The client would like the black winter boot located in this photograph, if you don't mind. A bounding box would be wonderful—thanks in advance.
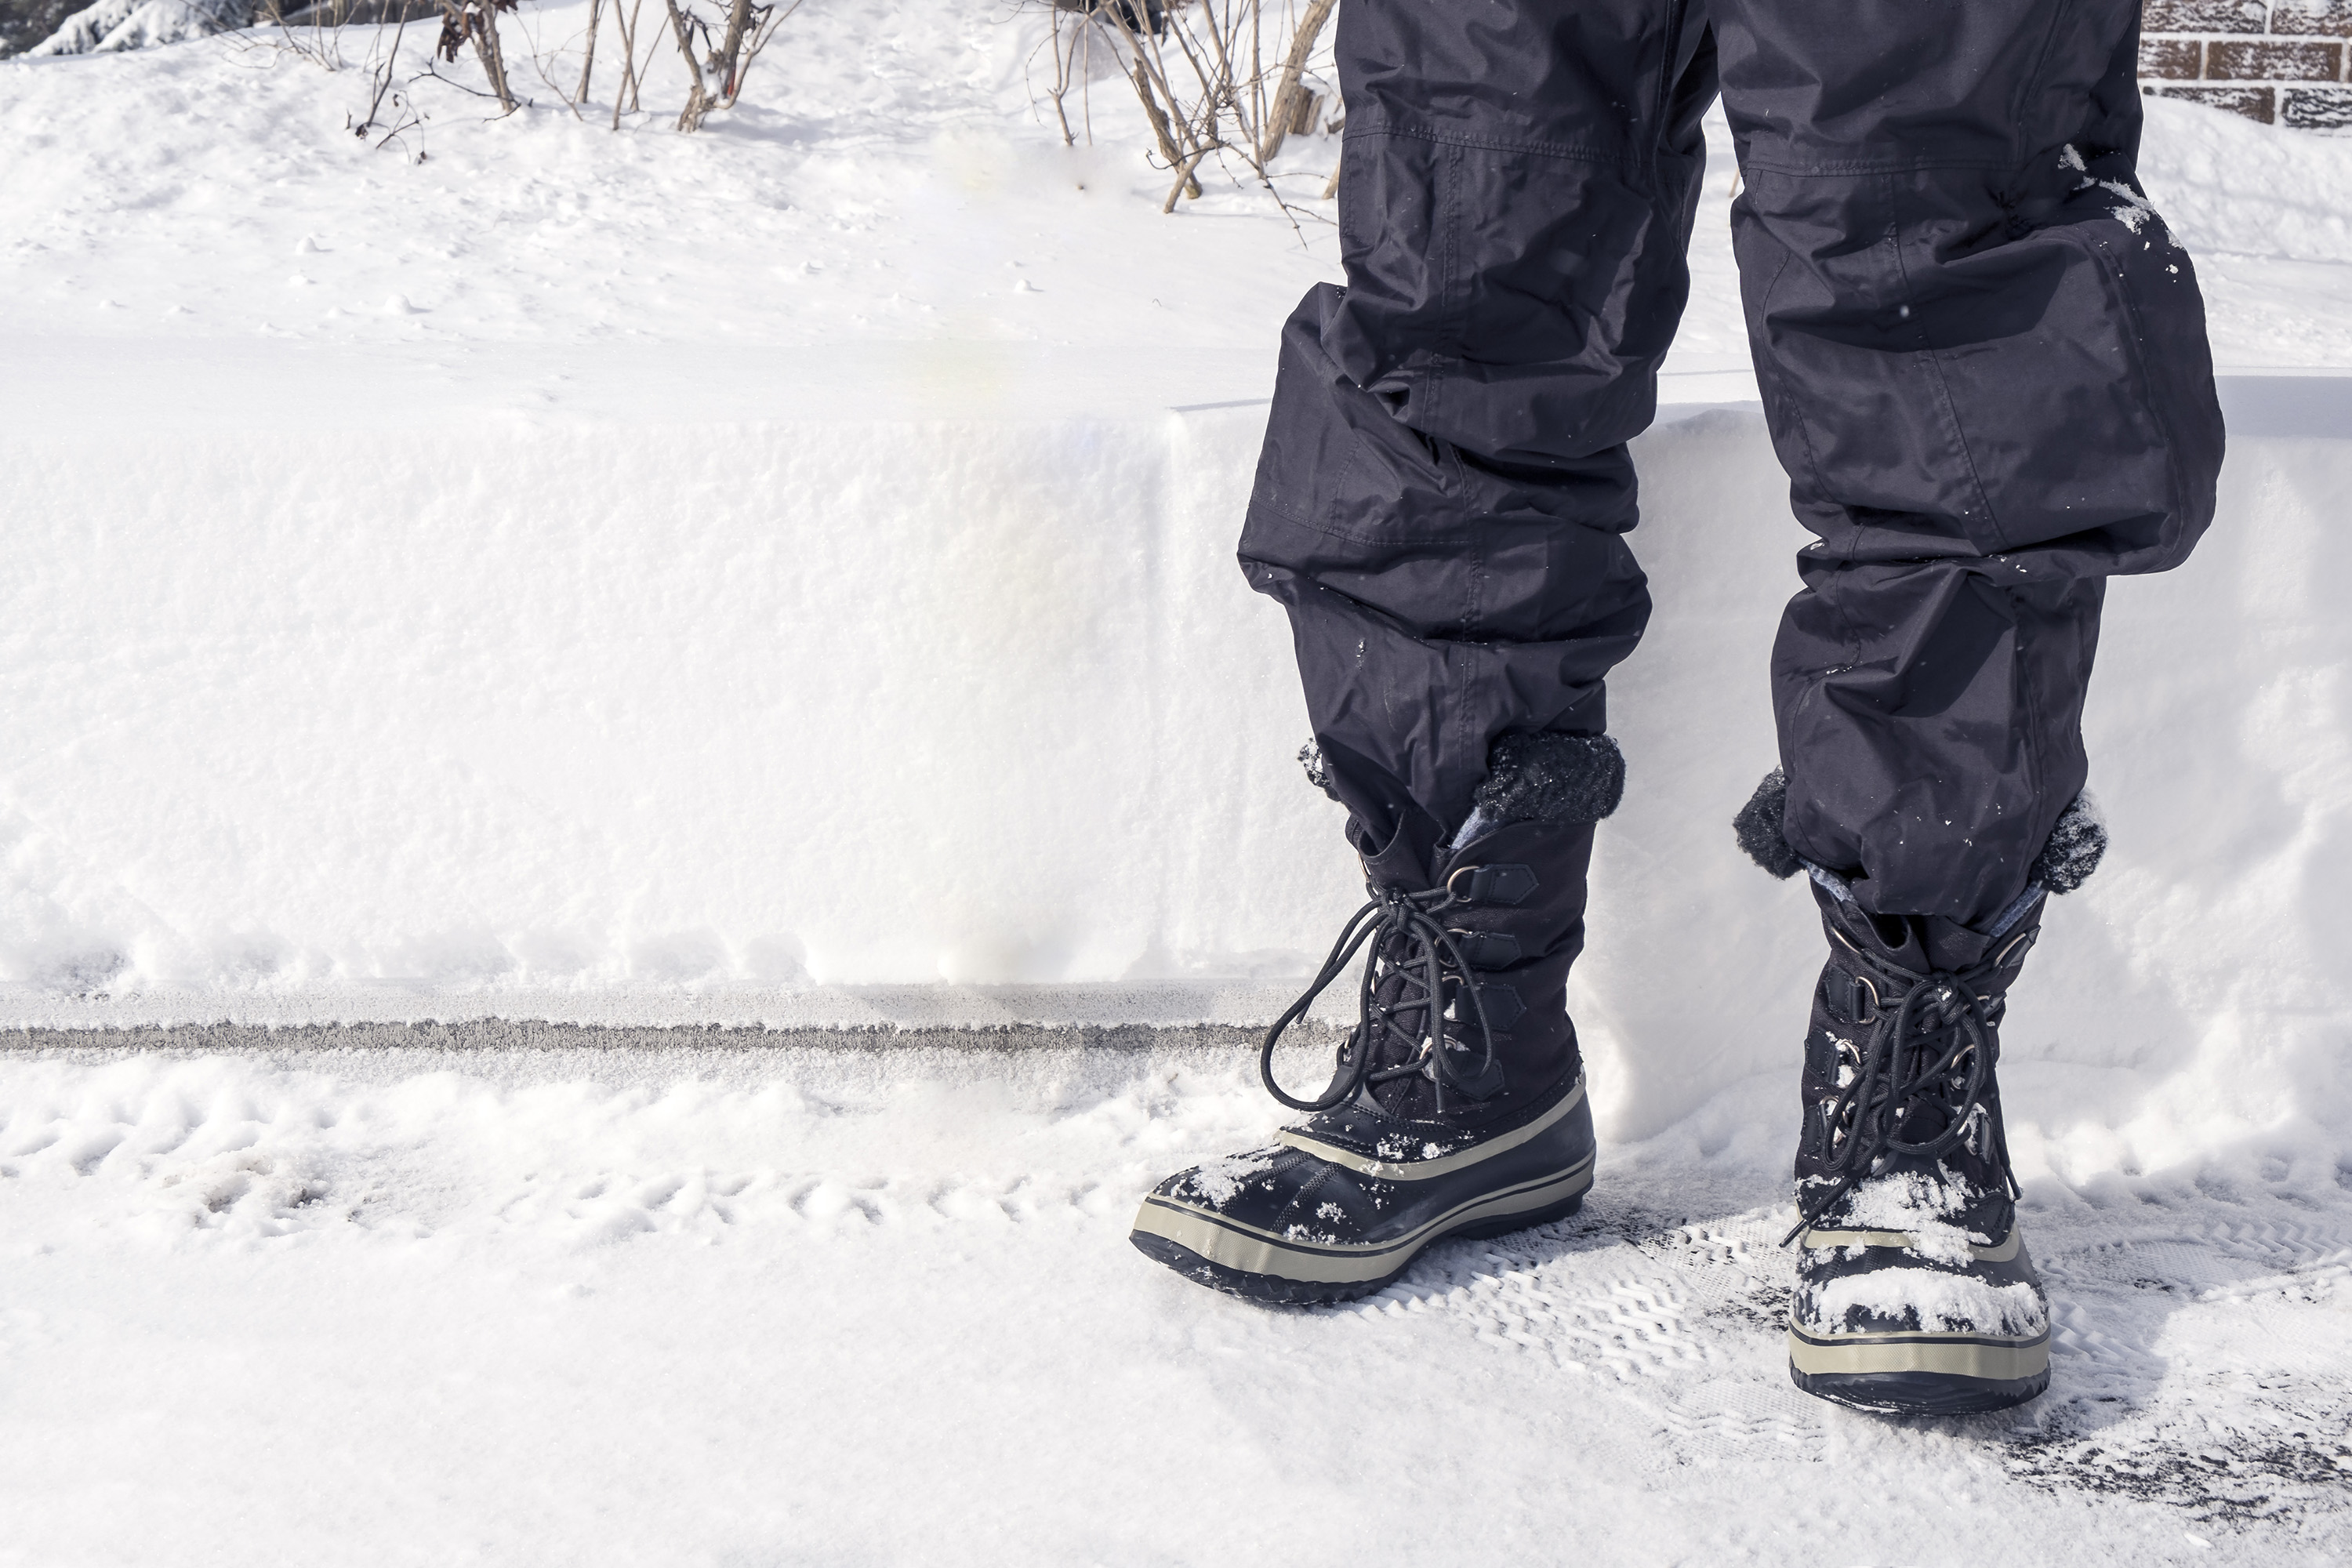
[1131,817,1599,1305]
[1784,886,2051,1415]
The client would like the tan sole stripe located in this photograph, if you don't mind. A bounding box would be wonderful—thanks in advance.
[1275,1075,1587,1182]
[1132,1160,1595,1286]
[1788,1328,2050,1381]
[1799,1225,2021,1264]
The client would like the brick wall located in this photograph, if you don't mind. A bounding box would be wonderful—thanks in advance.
[2142,0,2352,127]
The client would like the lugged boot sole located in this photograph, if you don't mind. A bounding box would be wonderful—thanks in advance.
[1791,1365,2051,1416]
[1130,1178,1590,1308]
[1788,1325,2052,1415]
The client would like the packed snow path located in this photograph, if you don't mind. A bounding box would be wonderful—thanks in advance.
[3,1042,2348,1564]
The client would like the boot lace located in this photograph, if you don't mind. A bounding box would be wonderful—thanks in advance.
[1258,883,1497,1116]
[1780,944,2017,1247]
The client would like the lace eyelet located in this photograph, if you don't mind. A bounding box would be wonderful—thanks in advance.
[1850,975,1880,1024]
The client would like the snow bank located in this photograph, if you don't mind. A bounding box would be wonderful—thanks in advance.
[5,361,2350,1180]
[3,9,2351,1181]
[0,349,1325,993]
[2140,97,2352,268]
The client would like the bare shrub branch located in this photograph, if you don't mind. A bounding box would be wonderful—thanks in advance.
[436,0,517,111]
[1036,0,1341,223]
[1258,0,1332,165]
[574,0,601,103]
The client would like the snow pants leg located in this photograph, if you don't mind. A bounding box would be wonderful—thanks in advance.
[1239,0,2226,927]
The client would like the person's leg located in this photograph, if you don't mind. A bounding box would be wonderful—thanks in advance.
[1711,0,2225,1413]
[1240,0,1718,882]
[1131,0,1718,1304]
[1718,0,2222,924]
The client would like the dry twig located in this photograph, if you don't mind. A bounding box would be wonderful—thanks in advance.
[1041,0,1341,223]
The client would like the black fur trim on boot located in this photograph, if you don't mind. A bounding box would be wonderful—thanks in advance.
[2027,794,2107,893]
[1472,733,1624,827]
[1733,768,1802,879]
[1299,739,1338,800]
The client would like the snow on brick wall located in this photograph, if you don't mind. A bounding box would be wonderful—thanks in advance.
[2142,0,2352,128]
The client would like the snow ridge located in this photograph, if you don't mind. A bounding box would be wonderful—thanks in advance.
[27,0,247,55]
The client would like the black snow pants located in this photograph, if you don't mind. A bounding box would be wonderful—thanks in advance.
[1240,0,2226,929]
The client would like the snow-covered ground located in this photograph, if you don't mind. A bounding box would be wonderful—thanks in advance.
[5,5,2352,1559]
[5,1044,2350,1563]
